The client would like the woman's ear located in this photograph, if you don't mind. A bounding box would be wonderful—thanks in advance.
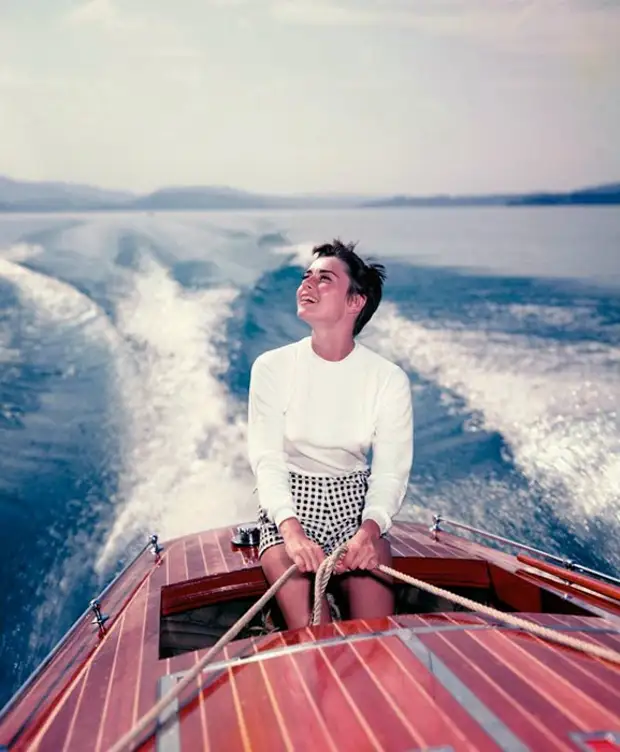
[348,293,366,314]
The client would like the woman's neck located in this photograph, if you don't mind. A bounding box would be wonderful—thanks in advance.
[310,329,356,362]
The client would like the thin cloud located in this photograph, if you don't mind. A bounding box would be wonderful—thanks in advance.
[63,0,202,64]
[64,0,139,31]
[270,0,620,59]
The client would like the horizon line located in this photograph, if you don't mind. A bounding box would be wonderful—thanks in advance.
[1,173,619,200]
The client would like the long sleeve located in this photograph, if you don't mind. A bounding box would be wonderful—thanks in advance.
[247,354,297,528]
[361,366,414,534]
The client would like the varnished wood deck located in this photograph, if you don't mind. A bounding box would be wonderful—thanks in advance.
[1,521,619,751]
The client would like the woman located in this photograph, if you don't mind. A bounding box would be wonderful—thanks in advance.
[247,239,413,629]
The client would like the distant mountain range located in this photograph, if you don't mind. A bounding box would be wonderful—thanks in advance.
[362,182,620,208]
[0,175,618,212]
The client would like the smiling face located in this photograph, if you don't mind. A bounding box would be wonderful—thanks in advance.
[296,256,366,332]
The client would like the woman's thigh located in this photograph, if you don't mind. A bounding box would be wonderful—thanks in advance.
[337,537,394,620]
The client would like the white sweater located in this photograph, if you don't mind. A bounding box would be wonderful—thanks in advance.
[247,336,414,534]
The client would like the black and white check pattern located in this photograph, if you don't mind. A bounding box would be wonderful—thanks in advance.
[258,470,371,557]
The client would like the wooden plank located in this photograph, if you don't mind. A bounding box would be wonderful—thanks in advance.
[518,554,620,602]
[224,642,295,750]
[64,623,123,751]
[0,549,155,749]
[418,629,578,751]
[391,528,469,559]
[200,529,231,576]
[331,623,438,750]
[388,529,431,557]
[174,651,212,752]
[316,640,416,750]
[203,666,251,750]
[248,633,339,752]
[286,644,382,750]
[95,586,151,752]
[171,643,252,752]
[167,538,190,586]
[375,632,505,751]
[214,527,250,574]
[391,556,491,589]
[499,627,620,714]
[160,568,266,616]
[185,533,209,581]
[0,624,94,750]
[468,627,620,729]
[489,564,543,611]
[132,556,169,735]
[26,671,88,752]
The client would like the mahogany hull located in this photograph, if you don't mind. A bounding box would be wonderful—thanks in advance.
[1,521,618,751]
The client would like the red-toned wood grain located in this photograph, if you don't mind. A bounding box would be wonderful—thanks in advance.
[161,568,268,616]
[63,625,123,752]
[198,662,249,751]
[288,644,382,750]
[184,532,209,581]
[464,626,619,729]
[6,521,620,752]
[418,629,580,751]
[0,549,156,751]
[518,569,620,618]
[518,554,620,602]
[321,639,418,750]
[95,586,150,752]
[250,633,340,752]
[199,528,232,576]
[27,671,88,752]
[392,556,490,588]
[375,631,505,751]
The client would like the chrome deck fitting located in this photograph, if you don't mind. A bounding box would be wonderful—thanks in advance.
[90,599,109,630]
[430,514,620,587]
[150,533,163,556]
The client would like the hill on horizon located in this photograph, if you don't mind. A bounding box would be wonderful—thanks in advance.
[0,175,619,212]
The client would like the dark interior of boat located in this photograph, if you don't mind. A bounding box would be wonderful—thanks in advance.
[159,555,592,659]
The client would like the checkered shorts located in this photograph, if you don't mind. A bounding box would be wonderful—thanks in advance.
[258,469,371,558]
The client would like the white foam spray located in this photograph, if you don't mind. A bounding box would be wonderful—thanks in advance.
[95,256,255,573]
[364,303,620,528]
[271,242,316,268]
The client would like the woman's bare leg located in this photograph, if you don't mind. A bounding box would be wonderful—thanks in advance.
[260,544,330,630]
[339,538,395,620]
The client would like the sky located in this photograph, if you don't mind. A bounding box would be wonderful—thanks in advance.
[0,0,619,195]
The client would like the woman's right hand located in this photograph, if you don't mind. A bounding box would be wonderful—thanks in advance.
[280,519,325,572]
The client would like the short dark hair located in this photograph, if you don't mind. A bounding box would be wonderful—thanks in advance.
[311,239,386,336]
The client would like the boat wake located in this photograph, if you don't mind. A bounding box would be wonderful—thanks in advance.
[1,211,619,709]
[365,302,620,570]
[96,255,256,574]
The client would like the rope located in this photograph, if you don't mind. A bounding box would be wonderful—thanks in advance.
[311,543,348,625]
[377,564,620,666]
[106,563,298,752]
[107,548,620,751]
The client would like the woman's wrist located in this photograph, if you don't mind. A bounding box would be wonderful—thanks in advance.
[359,519,382,540]
[279,517,304,540]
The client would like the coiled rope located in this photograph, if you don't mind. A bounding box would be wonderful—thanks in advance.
[107,546,620,752]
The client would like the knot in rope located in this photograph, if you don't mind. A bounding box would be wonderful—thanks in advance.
[311,543,348,625]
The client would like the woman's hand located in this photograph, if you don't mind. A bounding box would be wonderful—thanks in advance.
[336,520,382,574]
[280,519,325,573]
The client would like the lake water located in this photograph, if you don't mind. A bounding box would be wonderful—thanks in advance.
[0,206,618,707]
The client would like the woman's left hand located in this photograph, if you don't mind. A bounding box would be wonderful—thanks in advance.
[335,521,382,573]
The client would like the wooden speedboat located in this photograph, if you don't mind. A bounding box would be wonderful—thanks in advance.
[1,515,619,751]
